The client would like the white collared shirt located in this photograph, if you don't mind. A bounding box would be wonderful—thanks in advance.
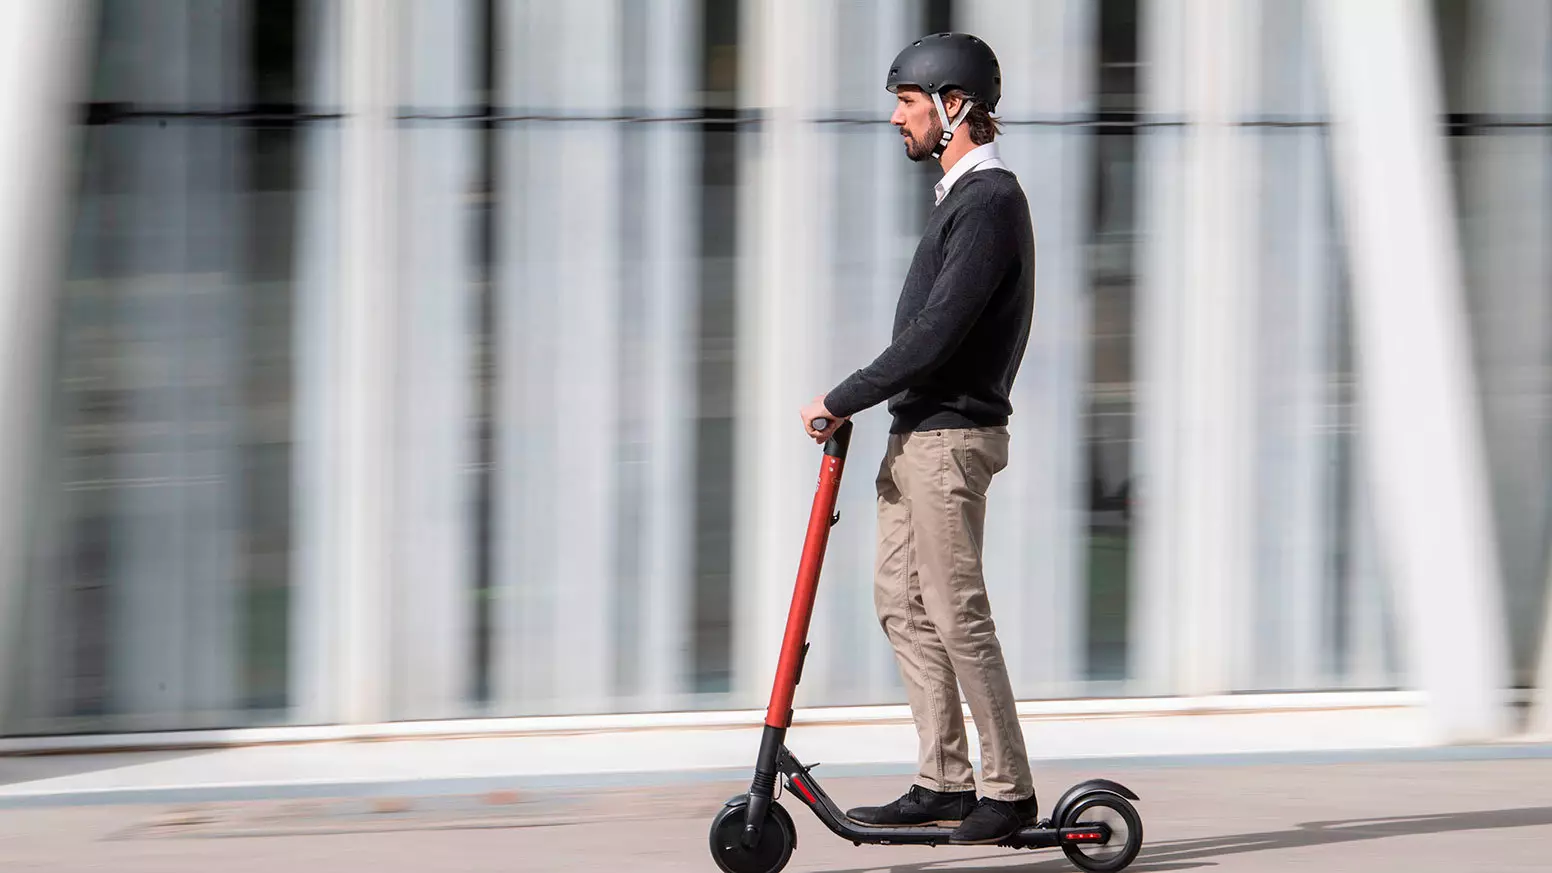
[934,141,1008,205]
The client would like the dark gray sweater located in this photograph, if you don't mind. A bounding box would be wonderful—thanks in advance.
[825,168,1034,433]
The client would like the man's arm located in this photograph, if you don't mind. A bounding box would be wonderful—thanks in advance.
[824,190,1017,419]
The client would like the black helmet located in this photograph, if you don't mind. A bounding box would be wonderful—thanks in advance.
[887,32,1001,111]
[886,33,1001,157]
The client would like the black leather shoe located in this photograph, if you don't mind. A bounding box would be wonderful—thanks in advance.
[949,795,1038,844]
[845,785,978,827]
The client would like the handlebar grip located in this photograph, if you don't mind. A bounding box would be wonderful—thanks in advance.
[811,417,830,432]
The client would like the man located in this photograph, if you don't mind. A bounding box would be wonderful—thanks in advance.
[798,32,1037,845]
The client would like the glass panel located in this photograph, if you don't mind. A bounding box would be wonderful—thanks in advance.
[8,0,1464,733]
[1084,0,1141,684]
[1434,0,1552,690]
[388,0,484,720]
[691,0,740,699]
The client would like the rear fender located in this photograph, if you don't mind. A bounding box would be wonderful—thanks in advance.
[1050,779,1140,827]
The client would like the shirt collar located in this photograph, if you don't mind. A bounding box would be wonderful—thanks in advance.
[934,141,1006,205]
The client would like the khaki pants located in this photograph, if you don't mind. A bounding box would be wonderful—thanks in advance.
[873,426,1033,801]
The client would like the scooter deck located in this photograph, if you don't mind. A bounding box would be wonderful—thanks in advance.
[775,744,1108,851]
[826,820,1070,849]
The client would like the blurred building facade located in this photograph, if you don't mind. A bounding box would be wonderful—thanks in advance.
[0,0,1549,747]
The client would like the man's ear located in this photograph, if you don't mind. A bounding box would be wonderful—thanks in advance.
[940,92,963,119]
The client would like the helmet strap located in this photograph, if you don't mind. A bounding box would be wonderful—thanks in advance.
[930,92,975,159]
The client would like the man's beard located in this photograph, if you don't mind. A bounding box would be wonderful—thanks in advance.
[903,117,943,162]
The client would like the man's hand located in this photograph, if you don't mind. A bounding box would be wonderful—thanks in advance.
[801,395,848,444]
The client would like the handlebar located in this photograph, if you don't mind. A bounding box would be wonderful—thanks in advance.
[810,417,851,458]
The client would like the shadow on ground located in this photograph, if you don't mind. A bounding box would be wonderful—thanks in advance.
[813,805,1552,872]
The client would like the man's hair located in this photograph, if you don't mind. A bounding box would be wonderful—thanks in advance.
[943,88,1002,145]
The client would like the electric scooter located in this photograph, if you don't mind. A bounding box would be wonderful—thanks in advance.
[708,418,1145,873]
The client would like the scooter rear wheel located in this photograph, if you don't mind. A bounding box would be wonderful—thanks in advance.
[1060,792,1143,872]
[709,797,797,873]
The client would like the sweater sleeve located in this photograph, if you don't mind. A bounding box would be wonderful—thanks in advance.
[825,188,1016,419]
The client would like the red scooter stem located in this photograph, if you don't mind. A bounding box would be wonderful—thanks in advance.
[765,419,852,728]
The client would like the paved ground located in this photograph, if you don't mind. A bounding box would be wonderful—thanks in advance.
[2,756,1551,872]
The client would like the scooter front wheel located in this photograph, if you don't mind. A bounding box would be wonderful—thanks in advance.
[709,796,797,873]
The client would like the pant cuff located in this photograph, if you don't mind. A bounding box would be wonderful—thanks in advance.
[915,776,977,794]
[981,789,1035,802]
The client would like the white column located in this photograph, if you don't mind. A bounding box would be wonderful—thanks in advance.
[1132,0,1259,696]
[495,0,623,714]
[550,3,622,712]
[334,0,401,724]
[292,0,346,725]
[1131,0,1187,696]
[495,2,544,711]
[634,0,698,709]
[1247,0,1333,690]
[0,0,93,732]
[734,0,837,709]
[1314,0,1511,740]
[960,0,1095,698]
[1176,0,1258,697]
[389,0,477,719]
